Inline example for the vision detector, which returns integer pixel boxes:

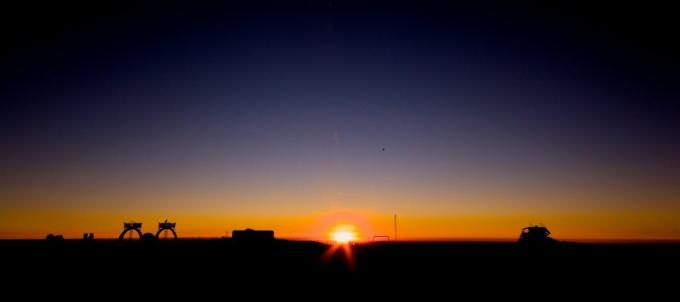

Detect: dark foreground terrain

[2,239,678,295]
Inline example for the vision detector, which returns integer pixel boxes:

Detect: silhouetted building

[518,225,557,245]
[232,229,274,241]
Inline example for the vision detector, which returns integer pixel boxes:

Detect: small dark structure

[118,222,143,240]
[83,233,95,241]
[140,233,159,243]
[372,235,391,242]
[518,224,557,245]
[45,234,64,241]
[155,219,177,240]
[232,229,274,241]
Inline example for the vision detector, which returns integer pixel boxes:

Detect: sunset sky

[2,1,679,241]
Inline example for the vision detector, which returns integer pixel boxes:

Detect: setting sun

[329,224,359,244]
[332,230,356,244]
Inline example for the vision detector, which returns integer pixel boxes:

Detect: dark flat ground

[2,239,678,295]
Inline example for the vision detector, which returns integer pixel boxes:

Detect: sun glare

[332,230,356,243]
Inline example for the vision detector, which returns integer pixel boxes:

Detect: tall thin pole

[394,213,397,241]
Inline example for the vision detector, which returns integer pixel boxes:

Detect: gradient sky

[2,1,679,240]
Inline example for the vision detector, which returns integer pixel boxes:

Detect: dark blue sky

[1,1,679,238]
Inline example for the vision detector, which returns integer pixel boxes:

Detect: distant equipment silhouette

[118,222,143,240]
[140,233,159,243]
[232,229,274,241]
[518,224,558,245]
[156,220,177,240]
[372,235,390,242]
[45,234,64,241]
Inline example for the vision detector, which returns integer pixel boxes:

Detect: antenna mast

[394,213,397,241]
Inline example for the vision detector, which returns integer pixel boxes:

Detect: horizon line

[3,236,680,244]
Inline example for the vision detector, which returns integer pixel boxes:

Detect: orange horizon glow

[1,207,679,242]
